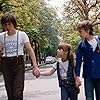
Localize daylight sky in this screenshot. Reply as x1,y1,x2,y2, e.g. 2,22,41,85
45,0,69,41
45,0,67,17
45,0,66,8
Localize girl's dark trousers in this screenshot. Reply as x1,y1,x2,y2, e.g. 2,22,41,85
61,84,78,100
1,56,25,100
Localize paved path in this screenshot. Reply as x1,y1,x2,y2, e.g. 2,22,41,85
0,67,86,100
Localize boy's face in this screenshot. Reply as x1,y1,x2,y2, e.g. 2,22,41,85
3,22,15,33
78,28,89,39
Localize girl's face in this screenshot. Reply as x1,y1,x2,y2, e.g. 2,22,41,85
57,48,67,58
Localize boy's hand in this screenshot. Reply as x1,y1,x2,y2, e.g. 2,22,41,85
75,76,81,87
76,85,80,94
75,76,81,94
32,67,40,78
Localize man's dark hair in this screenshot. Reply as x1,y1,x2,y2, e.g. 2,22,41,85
77,20,93,35
1,12,17,28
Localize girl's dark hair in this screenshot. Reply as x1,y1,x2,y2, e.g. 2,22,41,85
58,43,74,67
77,20,93,35
1,12,17,28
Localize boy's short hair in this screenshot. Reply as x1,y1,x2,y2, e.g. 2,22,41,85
1,12,17,28
77,20,93,35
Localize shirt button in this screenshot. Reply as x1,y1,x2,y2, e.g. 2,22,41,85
92,60,94,62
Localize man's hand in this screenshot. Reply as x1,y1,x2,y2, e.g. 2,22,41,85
32,67,40,78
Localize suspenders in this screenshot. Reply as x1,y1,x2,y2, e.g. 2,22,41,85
4,31,19,57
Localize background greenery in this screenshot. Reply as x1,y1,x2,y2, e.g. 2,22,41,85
0,0,100,63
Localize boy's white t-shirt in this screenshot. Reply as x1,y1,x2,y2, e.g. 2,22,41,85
53,59,69,80
0,30,29,57
88,36,97,51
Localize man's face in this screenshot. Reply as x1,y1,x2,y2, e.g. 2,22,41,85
78,28,89,39
3,22,15,33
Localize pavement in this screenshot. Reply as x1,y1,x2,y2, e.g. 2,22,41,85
0,64,97,100
0,66,86,100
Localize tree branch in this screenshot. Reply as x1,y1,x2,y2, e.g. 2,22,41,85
71,0,85,19
92,12,100,24
89,0,100,11
93,22,100,26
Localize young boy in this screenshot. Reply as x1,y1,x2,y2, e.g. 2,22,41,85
75,20,100,100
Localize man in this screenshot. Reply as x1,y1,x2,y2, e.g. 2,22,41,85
75,20,100,100
0,12,40,100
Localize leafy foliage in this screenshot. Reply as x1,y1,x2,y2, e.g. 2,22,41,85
61,0,100,50
0,0,61,59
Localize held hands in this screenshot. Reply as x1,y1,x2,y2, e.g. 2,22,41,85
32,66,40,78
75,76,81,87
75,76,81,94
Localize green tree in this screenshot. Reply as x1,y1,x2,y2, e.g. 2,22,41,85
60,0,100,50
0,0,62,62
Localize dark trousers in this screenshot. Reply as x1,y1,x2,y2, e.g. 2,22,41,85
84,79,100,100
61,85,78,100
1,56,25,100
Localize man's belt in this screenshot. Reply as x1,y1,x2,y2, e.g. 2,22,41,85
2,55,23,61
